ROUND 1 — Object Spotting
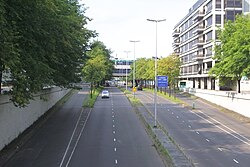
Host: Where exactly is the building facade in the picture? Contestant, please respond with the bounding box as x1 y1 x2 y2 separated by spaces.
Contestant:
112 59 132 82
173 0 243 90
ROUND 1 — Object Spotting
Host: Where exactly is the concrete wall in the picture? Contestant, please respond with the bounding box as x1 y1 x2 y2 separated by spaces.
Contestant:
181 88 250 118
0 87 70 151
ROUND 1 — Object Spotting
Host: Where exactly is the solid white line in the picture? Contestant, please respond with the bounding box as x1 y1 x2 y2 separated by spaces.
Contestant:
233 159 239 164
190 110 250 146
65 109 92 167
59 108 85 167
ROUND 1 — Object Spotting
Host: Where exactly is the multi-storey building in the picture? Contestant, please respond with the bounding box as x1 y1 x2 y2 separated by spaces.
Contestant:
173 0 244 90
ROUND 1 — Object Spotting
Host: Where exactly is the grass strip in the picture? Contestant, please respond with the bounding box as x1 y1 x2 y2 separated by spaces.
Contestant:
83 87 102 108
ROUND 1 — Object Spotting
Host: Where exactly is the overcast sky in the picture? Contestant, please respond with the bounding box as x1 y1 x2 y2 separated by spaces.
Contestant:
81 0 198 59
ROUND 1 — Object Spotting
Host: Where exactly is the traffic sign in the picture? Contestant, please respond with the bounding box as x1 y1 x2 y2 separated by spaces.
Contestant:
157 76 168 87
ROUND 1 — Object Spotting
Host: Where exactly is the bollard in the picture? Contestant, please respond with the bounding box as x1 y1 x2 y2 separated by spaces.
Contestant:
192 102 195 109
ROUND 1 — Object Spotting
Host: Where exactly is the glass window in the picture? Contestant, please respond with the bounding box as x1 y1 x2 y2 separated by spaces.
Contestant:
235 0 242 7
206 31 213 42
207 1 213 13
225 0 234 7
206 46 213 56
215 15 221 24
216 0 222 9
207 16 213 27
226 10 235 21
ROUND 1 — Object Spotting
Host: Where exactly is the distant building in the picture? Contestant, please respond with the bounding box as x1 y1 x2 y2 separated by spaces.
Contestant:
172 0 244 90
112 59 133 82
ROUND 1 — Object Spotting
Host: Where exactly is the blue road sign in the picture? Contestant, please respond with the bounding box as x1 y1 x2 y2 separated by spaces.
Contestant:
157 76 168 87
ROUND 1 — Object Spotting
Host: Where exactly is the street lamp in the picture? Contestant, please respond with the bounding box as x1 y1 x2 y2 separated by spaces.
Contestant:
129 40 140 98
147 18 166 128
124 51 131 91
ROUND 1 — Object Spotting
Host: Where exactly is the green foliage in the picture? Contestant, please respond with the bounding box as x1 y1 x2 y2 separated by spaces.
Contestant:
83 87 102 108
81 41 114 97
0 0 94 107
210 14 250 92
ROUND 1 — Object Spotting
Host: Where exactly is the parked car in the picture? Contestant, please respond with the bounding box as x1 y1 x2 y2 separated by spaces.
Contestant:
101 90 109 98
137 85 143 91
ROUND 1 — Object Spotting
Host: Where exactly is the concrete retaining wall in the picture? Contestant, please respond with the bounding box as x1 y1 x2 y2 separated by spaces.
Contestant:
181 88 250 118
0 87 70 151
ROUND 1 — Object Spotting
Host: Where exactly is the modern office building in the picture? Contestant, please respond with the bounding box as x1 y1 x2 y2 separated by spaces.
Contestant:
173 0 244 90
112 59 133 82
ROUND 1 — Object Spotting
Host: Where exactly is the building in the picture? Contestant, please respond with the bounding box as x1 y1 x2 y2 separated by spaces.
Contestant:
112 59 133 82
173 0 245 90
243 0 250 14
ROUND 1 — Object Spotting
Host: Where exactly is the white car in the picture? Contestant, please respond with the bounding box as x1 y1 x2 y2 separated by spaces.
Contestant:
101 90 109 98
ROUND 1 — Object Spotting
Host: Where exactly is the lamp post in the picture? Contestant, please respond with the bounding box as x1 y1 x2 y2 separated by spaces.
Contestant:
129 40 140 98
124 51 131 91
147 18 166 128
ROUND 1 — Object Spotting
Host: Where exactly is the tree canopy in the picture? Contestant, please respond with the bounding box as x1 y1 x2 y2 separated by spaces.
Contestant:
81 41 114 98
0 0 95 106
210 14 250 93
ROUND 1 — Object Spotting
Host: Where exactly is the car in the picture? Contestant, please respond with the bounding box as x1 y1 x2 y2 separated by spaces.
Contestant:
101 90 109 98
137 85 143 91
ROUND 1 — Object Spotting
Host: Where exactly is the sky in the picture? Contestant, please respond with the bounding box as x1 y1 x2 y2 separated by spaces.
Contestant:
81 0 198 60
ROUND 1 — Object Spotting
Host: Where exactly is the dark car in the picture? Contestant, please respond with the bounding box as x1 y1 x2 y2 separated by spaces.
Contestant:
137 85 143 91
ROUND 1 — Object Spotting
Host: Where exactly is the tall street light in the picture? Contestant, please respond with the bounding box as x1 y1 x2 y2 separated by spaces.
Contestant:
124 51 131 91
129 40 140 98
147 18 166 128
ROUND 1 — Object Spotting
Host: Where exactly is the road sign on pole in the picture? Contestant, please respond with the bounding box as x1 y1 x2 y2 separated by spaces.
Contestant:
157 76 168 88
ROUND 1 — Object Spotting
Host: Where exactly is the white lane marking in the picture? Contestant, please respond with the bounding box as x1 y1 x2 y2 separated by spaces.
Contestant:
168 109 170 111
188 125 192 128
190 110 250 146
114 138 116 142
182 120 185 123
206 139 210 142
218 148 223 151
176 116 179 119
60 108 85 167
233 159 239 164
115 160 118 164
113 119 115 122
196 131 200 135
172 112 174 114
112 115 114 118
114 147 117 152
65 109 92 167
113 131 116 134
113 125 115 128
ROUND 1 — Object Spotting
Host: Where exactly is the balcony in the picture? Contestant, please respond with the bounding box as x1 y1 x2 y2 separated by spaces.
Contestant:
193 25 205 34
192 11 204 20
172 30 180 37
193 39 205 48
193 54 204 61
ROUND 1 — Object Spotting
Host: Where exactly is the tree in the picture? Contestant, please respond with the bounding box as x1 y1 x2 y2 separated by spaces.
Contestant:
82 41 114 98
210 14 250 93
158 54 181 95
0 0 94 106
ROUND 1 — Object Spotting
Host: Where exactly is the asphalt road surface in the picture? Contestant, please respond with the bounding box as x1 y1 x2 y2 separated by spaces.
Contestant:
136 90 250 167
3 87 165 167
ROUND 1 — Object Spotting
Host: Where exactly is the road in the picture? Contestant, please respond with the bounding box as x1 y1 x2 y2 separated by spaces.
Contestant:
136 90 250 167
3 87 165 167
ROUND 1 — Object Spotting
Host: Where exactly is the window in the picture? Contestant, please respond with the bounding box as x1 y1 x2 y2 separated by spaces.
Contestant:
215 15 221 24
207 16 213 27
225 0 242 8
216 0 222 9
206 46 213 56
226 10 235 21
207 1 212 13
235 0 242 7
206 31 213 42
